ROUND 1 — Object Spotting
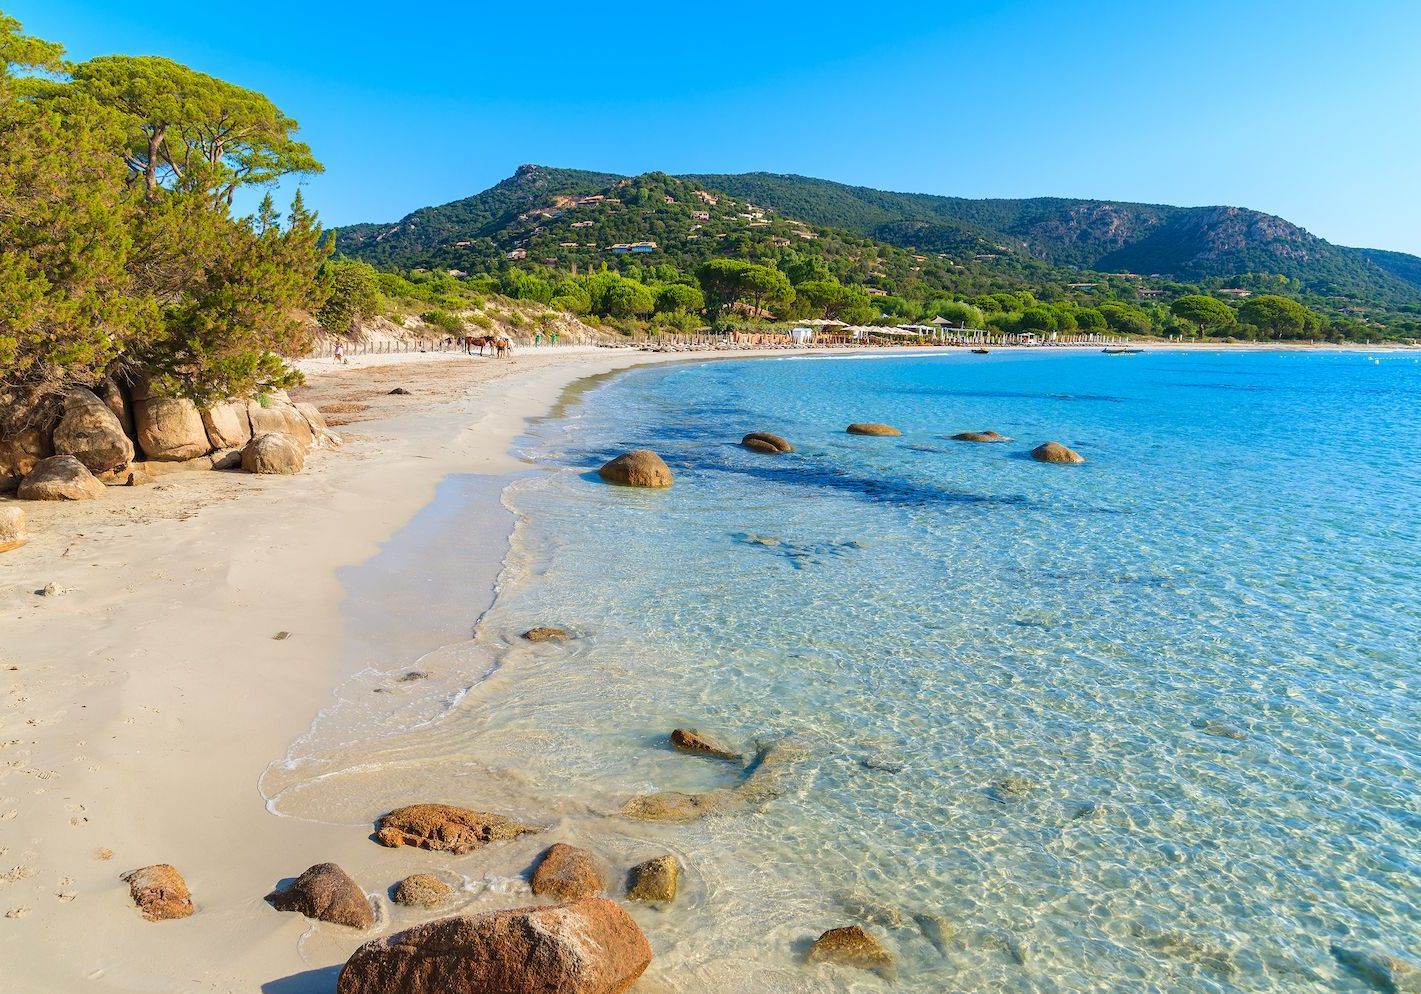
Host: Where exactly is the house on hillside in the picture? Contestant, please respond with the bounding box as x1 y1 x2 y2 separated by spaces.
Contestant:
506 248 527 260
1218 288 1253 298
607 241 659 254
692 211 711 221
1136 288 1164 298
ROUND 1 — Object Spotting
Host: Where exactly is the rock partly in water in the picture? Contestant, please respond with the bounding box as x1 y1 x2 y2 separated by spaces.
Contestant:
741 432 794 453
914 912 956 956
670 728 741 762
266 862 373 929
392 873 454 909
52 387 134 474
951 430 1008 443
1030 441 1085 464
122 864 194 921
530 843 605 901
807 925 896 979
375 804 540 854
17 456 106 501
626 855 680 903
241 433 305 475
1331 944 1421 994
846 423 902 437
201 401 252 451
0 506 26 553
335 898 652 994
989 774 1038 802
621 788 739 823
521 626 569 643
597 450 673 488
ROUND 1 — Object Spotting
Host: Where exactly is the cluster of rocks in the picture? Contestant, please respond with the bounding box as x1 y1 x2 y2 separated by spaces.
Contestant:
0 379 338 504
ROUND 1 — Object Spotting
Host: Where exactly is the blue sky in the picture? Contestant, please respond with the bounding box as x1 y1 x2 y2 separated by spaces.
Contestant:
12 0 1421 253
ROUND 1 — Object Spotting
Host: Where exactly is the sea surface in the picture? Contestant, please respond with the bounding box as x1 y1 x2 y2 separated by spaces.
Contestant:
268 349 1420 993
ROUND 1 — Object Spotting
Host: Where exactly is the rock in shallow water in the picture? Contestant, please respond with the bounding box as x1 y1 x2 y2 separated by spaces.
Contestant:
375 804 540 854
597 450 673 488
845 423 901 437
267 862 372 929
626 855 680 903
670 727 740 762
741 431 793 453
521 626 569 642
1192 718 1248 740
1332 944 1421 994
122 864 193 921
336 898 652 994
1030 441 1085 464
989 773 1038 801
393 873 454 909
530 843 604 901
951 430 1008 442
807 924 896 979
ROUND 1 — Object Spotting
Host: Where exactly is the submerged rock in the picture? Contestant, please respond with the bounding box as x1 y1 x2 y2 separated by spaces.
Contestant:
951 430 1008 442
530 843 604 901
621 788 738 823
626 855 680 903
1030 441 1085 464
741 431 793 453
836 894 911 930
266 862 372 929
597 450 673 488
1192 718 1248 740
0 506 26 553
375 803 540 854
18 456 106 501
989 773 1039 802
521 626 569 642
974 927 1029 965
122 864 193 921
1070 800 1109 821
1134 924 1236 977
845 423 901 437
670 728 741 762
913 912 956 956
1331 944 1421 994
335 898 652 994
242 432 304 475
392 873 454 909
807 925 896 979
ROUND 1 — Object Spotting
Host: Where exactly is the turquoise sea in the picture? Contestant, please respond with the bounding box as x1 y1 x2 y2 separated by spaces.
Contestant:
276 349 1421 992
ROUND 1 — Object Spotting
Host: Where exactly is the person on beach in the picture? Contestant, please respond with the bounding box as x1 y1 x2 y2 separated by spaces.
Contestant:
534 331 543 347
334 341 345 364
551 331 559 346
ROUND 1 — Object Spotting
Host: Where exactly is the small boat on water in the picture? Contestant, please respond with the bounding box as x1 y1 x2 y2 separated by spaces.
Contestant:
971 348 990 354
1102 347 1144 355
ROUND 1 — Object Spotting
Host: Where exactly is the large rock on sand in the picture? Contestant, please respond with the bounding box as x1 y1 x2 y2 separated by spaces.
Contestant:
336 898 652 994
17 456 106 501
52 387 134 474
951 430 1008 443
375 804 540 854
530 843 604 901
846 423 901 437
597 450 673 488
626 855 680 903
241 433 305 475
0 427 53 489
0 506 26 553
266 862 373 929
742 432 793 453
201 401 252 451
393 874 454 909
807 924 896 979
248 397 314 450
122 864 194 921
1030 441 1085 464
133 389 211 462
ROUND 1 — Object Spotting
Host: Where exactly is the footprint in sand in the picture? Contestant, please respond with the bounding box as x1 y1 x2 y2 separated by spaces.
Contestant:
5 907 31 918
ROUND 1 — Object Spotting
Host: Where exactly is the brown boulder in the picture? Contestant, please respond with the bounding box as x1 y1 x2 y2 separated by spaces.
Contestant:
741 431 793 453
393 873 454 909
846 423 901 437
95 378 135 435
807 924 896 979
242 433 305 475
521 627 569 642
266 862 373 929
122 864 194 921
375 804 540 854
597 450 673 488
17 456 106 501
248 398 314 450
201 401 252 451
52 387 134 474
621 788 738 823
296 402 342 449
335 898 652 994
0 506 26 553
951 430 1008 442
0 427 54 489
530 843 604 901
670 728 740 762
1030 441 1086 464
626 856 680 903
133 390 211 462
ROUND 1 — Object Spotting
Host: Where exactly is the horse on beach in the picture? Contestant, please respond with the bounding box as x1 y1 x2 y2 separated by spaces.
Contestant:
465 334 512 358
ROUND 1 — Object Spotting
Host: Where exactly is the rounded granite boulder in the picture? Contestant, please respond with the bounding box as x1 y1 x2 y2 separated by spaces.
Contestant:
741 432 793 453
1030 441 1085 464
392 873 454 909
17 456 107 501
950 430 1008 443
0 506 26 553
242 433 305 475
597 450 673 488
846 423 901 437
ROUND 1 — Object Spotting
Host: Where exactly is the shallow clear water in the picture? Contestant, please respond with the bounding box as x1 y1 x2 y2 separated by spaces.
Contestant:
271 349 1421 992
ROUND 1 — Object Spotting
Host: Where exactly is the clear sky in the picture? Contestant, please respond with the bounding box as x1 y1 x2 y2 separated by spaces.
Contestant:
11 0 1421 253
